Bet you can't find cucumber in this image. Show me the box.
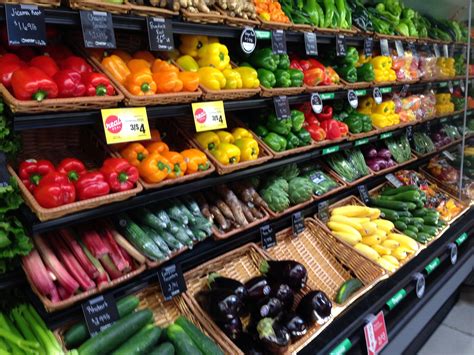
[403,230,417,239]
[379,190,420,202]
[412,208,428,217]
[398,217,412,224]
[380,185,418,196]
[420,225,437,236]
[132,208,167,231]
[411,217,425,224]
[141,225,172,256]
[378,208,400,221]
[422,215,439,226]
[335,278,363,304]
[112,324,162,355]
[167,220,180,235]
[189,226,207,241]
[150,342,175,355]
[394,221,407,230]
[166,324,202,355]
[161,230,184,251]
[416,232,430,243]
[173,225,194,248]
[415,200,424,209]
[175,316,223,355]
[65,296,140,348]
[78,310,153,355]
[167,205,189,225]
[395,210,412,217]
[182,195,202,217]
[155,210,171,228]
[369,198,413,211]
[406,225,419,233]
[184,226,197,241]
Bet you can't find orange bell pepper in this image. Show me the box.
[162,151,187,178]
[153,71,183,93]
[178,72,199,92]
[147,141,169,154]
[133,51,155,65]
[120,143,149,167]
[138,153,171,183]
[124,70,157,96]
[142,129,163,146]
[112,49,132,64]
[181,149,210,174]
[151,59,179,74]
[102,55,130,84]
[127,59,151,73]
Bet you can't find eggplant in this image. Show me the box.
[296,290,332,325]
[276,312,307,340]
[208,272,248,301]
[217,316,243,341]
[235,332,264,355]
[270,283,294,310]
[207,288,244,321]
[260,260,307,291]
[244,276,272,303]
[256,317,290,354]
[251,297,283,322]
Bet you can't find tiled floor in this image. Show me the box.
[418,286,474,355]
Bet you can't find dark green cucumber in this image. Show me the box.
[112,324,162,355]
[415,200,424,209]
[406,225,419,233]
[369,198,414,211]
[417,233,431,242]
[64,296,140,348]
[335,279,363,304]
[379,190,420,202]
[399,217,413,225]
[78,310,153,355]
[412,209,428,217]
[141,225,172,256]
[175,316,223,355]
[394,221,407,230]
[403,230,417,239]
[411,217,425,224]
[378,208,400,221]
[132,208,167,231]
[380,185,418,196]
[150,342,175,355]
[422,215,439,226]
[420,225,437,236]
[166,324,202,355]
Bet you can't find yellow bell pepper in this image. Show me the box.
[197,43,230,71]
[234,138,259,161]
[211,143,241,165]
[215,130,234,144]
[358,97,375,114]
[357,53,371,66]
[222,69,242,89]
[373,68,389,82]
[198,67,226,90]
[179,35,208,57]
[176,55,199,72]
[234,67,260,89]
[231,127,252,141]
[370,113,391,128]
[388,69,396,81]
[373,101,393,115]
[436,93,451,105]
[196,131,220,150]
[371,56,392,70]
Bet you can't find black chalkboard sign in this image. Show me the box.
[407,42,417,56]
[0,153,10,187]
[292,211,305,236]
[80,10,116,49]
[271,30,287,54]
[318,201,329,223]
[304,32,318,56]
[147,17,174,51]
[358,185,369,204]
[158,264,186,301]
[399,84,409,98]
[364,37,373,57]
[81,294,119,337]
[260,223,276,250]
[273,96,291,120]
[336,34,346,57]
[5,4,46,47]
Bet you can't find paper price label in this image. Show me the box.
[364,312,388,355]
[192,101,227,132]
[241,27,257,54]
[380,39,390,57]
[101,107,150,144]
[395,40,404,57]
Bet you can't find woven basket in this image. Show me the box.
[340,79,372,90]
[181,8,227,24]
[419,165,471,204]
[212,205,270,240]
[0,0,59,6]
[305,83,344,92]
[215,6,260,27]
[347,128,381,141]
[258,18,292,30]
[129,2,178,17]
[291,23,314,32]
[375,33,418,42]
[259,85,305,97]
[68,0,131,13]
[8,127,142,221]
[311,166,348,202]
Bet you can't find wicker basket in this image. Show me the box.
[340,79,372,90]
[68,0,131,14]
[0,0,60,6]
[258,18,292,30]
[419,165,472,204]
[8,127,142,221]
[259,85,305,97]
[291,23,314,32]
[215,6,260,27]
[347,128,381,141]
[305,83,344,93]
[129,2,178,17]
[181,8,227,24]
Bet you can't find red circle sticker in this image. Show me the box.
[105,115,122,134]
[195,108,207,123]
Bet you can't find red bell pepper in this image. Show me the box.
[299,60,313,72]
[82,72,115,97]
[324,67,340,85]
[53,69,86,98]
[320,119,342,140]
[18,159,55,192]
[76,172,110,200]
[100,158,139,192]
[303,67,326,86]
[11,67,58,101]
[290,59,303,71]
[306,124,326,141]
[304,112,320,126]
[29,55,59,77]
[316,106,333,121]
[57,158,87,183]
[60,56,92,74]
[0,60,25,88]
[336,121,349,136]
[307,58,326,71]
[33,172,76,208]
[44,45,73,62]
[0,53,21,65]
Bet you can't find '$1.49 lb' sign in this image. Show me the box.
[192,101,228,132]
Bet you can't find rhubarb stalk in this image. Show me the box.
[118,245,136,271]
[22,250,60,303]
[59,229,99,279]
[99,254,122,280]
[79,240,109,288]
[81,229,109,258]
[99,226,130,272]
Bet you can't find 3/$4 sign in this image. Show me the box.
[101,107,151,144]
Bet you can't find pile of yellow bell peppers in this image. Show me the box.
[196,128,260,165]
[435,93,455,115]
[371,56,397,83]
[436,57,456,78]
[175,35,260,91]
[358,97,400,128]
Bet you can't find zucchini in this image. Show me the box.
[369,198,414,211]
[155,210,171,228]
[166,324,202,355]
[412,208,428,217]
[406,225,419,233]
[394,221,407,230]
[161,231,184,251]
[78,310,153,355]
[403,230,417,239]
[172,224,194,248]
[141,226,171,256]
[411,217,425,224]
[112,324,162,355]
[379,190,420,202]
[335,279,363,304]
[380,185,418,195]
[64,296,139,348]
[398,217,413,225]
[167,205,189,225]
[378,208,400,221]
[132,208,167,231]
[415,200,424,209]
[150,342,175,355]
[182,196,202,216]
[416,232,430,243]
[175,316,224,355]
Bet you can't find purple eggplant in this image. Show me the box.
[276,312,307,340]
[217,316,243,340]
[245,276,272,303]
[296,290,332,325]
[377,148,391,160]
[270,283,294,310]
[366,158,381,171]
[386,159,397,167]
[208,288,244,321]
[235,332,264,355]
[257,318,290,354]
[260,260,307,291]
[251,297,283,322]
[208,273,248,301]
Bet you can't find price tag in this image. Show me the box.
[330,339,353,355]
[336,34,346,57]
[364,37,373,57]
[399,84,409,97]
[354,138,369,146]
[406,125,413,143]
[82,294,119,337]
[158,264,186,301]
[373,87,382,104]
[271,30,286,54]
[320,92,335,100]
[322,145,339,155]
[460,80,465,93]
[448,81,454,94]
[443,44,449,57]
[358,185,370,204]
[292,211,305,236]
[433,44,440,58]
[449,44,455,58]
[5,4,46,47]
[192,101,227,132]
[364,311,388,355]
[424,257,441,275]
[260,223,276,250]
[0,153,10,187]
[101,107,150,144]
[380,87,392,94]
[385,173,403,187]
[386,289,407,310]
[395,40,404,57]
[347,90,358,109]
[380,132,392,139]
[355,89,367,96]
[255,30,271,39]
[273,96,291,120]
[448,243,458,265]
[80,10,116,49]
[311,93,323,114]
[240,27,257,54]
[318,201,329,223]
[413,272,425,299]
[147,17,174,51]
[380,39,390,57]
[442,151,455,161]
[304,32,318,56]
[456,232,468,246]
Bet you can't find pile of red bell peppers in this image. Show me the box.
[298,102,349,141]
[289,57,340,87]
[0,45,115,101]
[18,157,139,208]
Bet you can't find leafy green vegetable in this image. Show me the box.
[288,177,313,204]
[0,178,23,215]
[275,163,300,181]
[261,186,290,212]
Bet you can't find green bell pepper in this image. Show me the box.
[288,68,304,87]
[290,109,305,132]
[356,63,375,82]
[362,116,372,132]
[267,113,292,135]
[295,128,311,146]
[254,124,269,137]
[344,113,363,133]
[342,47,359,66]
[275,69,291,88]
[285,132,300,149]
[263,132,287,152]
[395,22,410,37]
[278,54,290,70]
[258,68,276,88]
[337,65,357,83]
[249,48,278,71]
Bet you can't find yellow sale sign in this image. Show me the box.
[101,107,151,144]
[192,101,227,132]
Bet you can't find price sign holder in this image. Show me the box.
[460,79,465,93]
[443,44,449,57]
[358,185,370,204]
[101,107,150,144]
[364,311,388,355]
[304,32,318,56]
[433,44,440,58]
[80,10,116,49]
[158,264,186,301]
[318,201,329,223]
[292,211,305,236]
[395,40,404,57]
[82,294,119,337]
[448,243,458,265]
[271,30,286,54]
[311,93,323,114]
[385,173,403,187]
[380,39,390,57]
[260,223,276,250]
[364,37,373,57]
[413,272,425,299]
[241,27,257,54]
[373,87,382,104]
[147,17,174,51]
[406,125,414,144]
[347,90,358,108]
[336,34,346,56]
[5,4,46,47]
[399,84,409,97]
[448,81,454,94]
[192,101,227,132]
[273,96,291,120]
